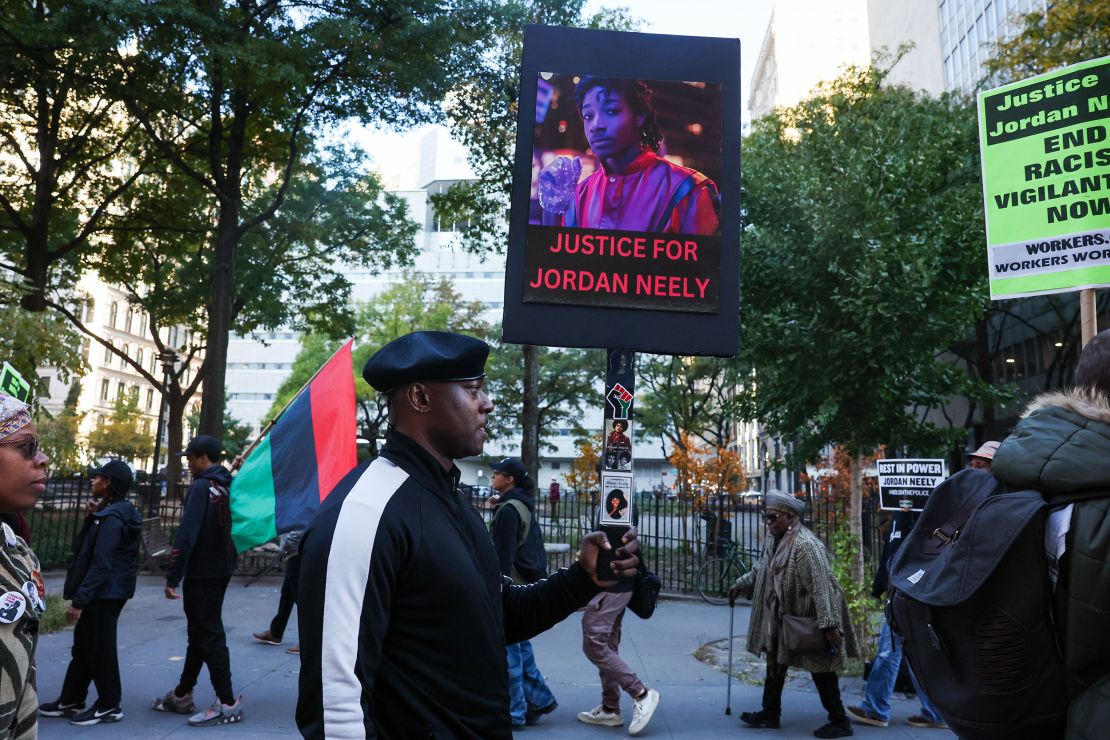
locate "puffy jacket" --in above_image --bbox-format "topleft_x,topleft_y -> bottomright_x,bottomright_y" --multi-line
63,500 -> 142,607
166,465 -> 237,586
993,388 -> 1110,739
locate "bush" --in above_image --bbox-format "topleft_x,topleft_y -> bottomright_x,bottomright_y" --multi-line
39,594 -> 70,635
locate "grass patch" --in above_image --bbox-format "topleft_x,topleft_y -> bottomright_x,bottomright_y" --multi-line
39,594 -> 70,635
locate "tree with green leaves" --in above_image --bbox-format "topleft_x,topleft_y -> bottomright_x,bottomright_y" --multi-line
983,0 -> 1110,84
36,381 -> 85,475
0,2 -> 143,315
112,0 -> 506,438
741,61 -> 994,582
86,391 -> 148,462
637,353 -> 746,456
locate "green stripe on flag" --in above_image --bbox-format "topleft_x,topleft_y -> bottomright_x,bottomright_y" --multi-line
230,435 -> 278,553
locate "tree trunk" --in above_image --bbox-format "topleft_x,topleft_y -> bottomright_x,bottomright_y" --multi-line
849,453 -> 865,586
198,202 -> 239,438
521,344 -> 539,482
165,385 -> 187,501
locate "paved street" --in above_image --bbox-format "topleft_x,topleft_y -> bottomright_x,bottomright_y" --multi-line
37,574 -> 953,739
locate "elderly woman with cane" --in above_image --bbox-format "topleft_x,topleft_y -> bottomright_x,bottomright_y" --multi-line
0,392 -> 49,738
728,492 -> 858,738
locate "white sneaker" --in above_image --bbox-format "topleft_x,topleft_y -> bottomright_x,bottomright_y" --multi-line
629,688 -> 659,735
577,704 -> 623,727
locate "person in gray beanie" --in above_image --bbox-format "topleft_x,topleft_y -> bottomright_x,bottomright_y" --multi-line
729,492 -> 859,738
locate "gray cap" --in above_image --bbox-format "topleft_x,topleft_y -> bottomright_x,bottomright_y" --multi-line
765,491 -> 804,516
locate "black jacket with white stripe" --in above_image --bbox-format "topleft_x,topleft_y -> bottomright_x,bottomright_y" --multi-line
295,430 -> 599,739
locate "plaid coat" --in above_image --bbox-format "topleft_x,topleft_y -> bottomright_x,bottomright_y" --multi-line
733,524 -> 859,674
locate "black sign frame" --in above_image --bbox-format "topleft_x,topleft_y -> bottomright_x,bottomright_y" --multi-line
503,25 -> 741,357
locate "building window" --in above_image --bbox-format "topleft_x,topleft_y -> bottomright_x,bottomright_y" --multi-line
136,348 -> 143,369
103,340 -> 113,364
146,388 -> 154,410
121,344 -> 130,368
125,308 -> 134,334
139,313 -> 147,337
100,379 -> 109,401
84,299 -> 95,324
109,302 -> 118,329
116,381 -> 125,401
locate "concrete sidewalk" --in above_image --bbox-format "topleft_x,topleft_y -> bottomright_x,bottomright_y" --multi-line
36,575 -> 953,739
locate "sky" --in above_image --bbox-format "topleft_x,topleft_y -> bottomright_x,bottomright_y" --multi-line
350,0 -> 775,174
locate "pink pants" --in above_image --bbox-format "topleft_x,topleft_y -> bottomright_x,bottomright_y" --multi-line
581,590 -> 646,708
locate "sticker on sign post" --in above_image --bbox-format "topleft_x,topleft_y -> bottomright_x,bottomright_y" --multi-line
599,472 -> 634,527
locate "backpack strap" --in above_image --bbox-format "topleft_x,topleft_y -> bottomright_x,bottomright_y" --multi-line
499,498 -> 532,549
653,172 -> 719,232
922,474 -> 999,555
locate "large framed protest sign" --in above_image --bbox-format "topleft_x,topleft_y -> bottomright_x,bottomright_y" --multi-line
877,459 -> 947,512
978,56 -> 1110,300
502,25 -> 741,357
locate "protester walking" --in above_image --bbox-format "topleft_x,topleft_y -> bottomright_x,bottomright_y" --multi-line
489,457 -> 558,729
40,459 -> 141,726
251,527 -> 303,655
0,393 -> 48,739
577,501 -> 659,736
152,435 -> 242,727
729,492 -> 858,738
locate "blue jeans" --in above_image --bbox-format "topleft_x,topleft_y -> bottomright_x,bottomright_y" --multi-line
860,621 -> 943,723
506,640 -> 556,725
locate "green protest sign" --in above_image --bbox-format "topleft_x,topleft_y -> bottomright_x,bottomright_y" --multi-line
0,362 -> 31,403
978,56 -> 1110,299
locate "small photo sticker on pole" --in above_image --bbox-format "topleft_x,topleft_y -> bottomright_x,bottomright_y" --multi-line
599,472 -> 634,526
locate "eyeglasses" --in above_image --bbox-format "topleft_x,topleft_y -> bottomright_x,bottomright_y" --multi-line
763,511 -> 786,525
0,435 -> 39,460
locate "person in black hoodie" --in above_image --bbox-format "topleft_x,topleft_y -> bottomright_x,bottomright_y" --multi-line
489,457 -> 557,728
39,459 -> 141,726
151,435 -> 241,727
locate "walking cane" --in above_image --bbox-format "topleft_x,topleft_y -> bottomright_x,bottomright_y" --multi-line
725,602 -> 735,715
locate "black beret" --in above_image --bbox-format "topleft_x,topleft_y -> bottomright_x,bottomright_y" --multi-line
362,331 -> 490,393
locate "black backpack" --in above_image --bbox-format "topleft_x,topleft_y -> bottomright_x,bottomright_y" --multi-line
888,469 -> 1069,740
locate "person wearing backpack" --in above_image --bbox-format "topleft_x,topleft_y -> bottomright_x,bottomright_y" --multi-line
152,435 -> 241,727
991,329 -> 1110,739
488,457 -> 558,729
40,459 -> 141,726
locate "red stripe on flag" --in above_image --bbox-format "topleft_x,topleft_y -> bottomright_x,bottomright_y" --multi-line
309,339 -> 357,502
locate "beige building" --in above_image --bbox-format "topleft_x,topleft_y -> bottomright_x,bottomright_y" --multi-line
40,274 -> 203,471
867,0 -> 945,95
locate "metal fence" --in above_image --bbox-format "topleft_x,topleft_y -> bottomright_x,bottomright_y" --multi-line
461,486 -> 886,596
29,476 -> 886,595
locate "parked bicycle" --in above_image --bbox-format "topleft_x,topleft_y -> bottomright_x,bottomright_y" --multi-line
693,540 -> 753,605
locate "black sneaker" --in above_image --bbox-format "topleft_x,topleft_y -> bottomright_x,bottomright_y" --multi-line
739,710 -> 781,728
70,705 -> 123,725
39,699 -> 85,718
814,719 -> 853,738
524,700 -> 557,725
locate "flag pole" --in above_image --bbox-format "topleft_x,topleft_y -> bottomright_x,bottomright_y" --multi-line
232,338 -> 355,472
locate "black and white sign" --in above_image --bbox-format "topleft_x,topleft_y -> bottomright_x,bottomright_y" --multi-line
877,458 -> 947,512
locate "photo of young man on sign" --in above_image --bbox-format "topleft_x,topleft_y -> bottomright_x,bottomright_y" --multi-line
522,71 -> 724,315
534,76 -> 721,235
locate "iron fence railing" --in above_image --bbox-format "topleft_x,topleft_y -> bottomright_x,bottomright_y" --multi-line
29,476 -> 887,594
460,486 -> 887,596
